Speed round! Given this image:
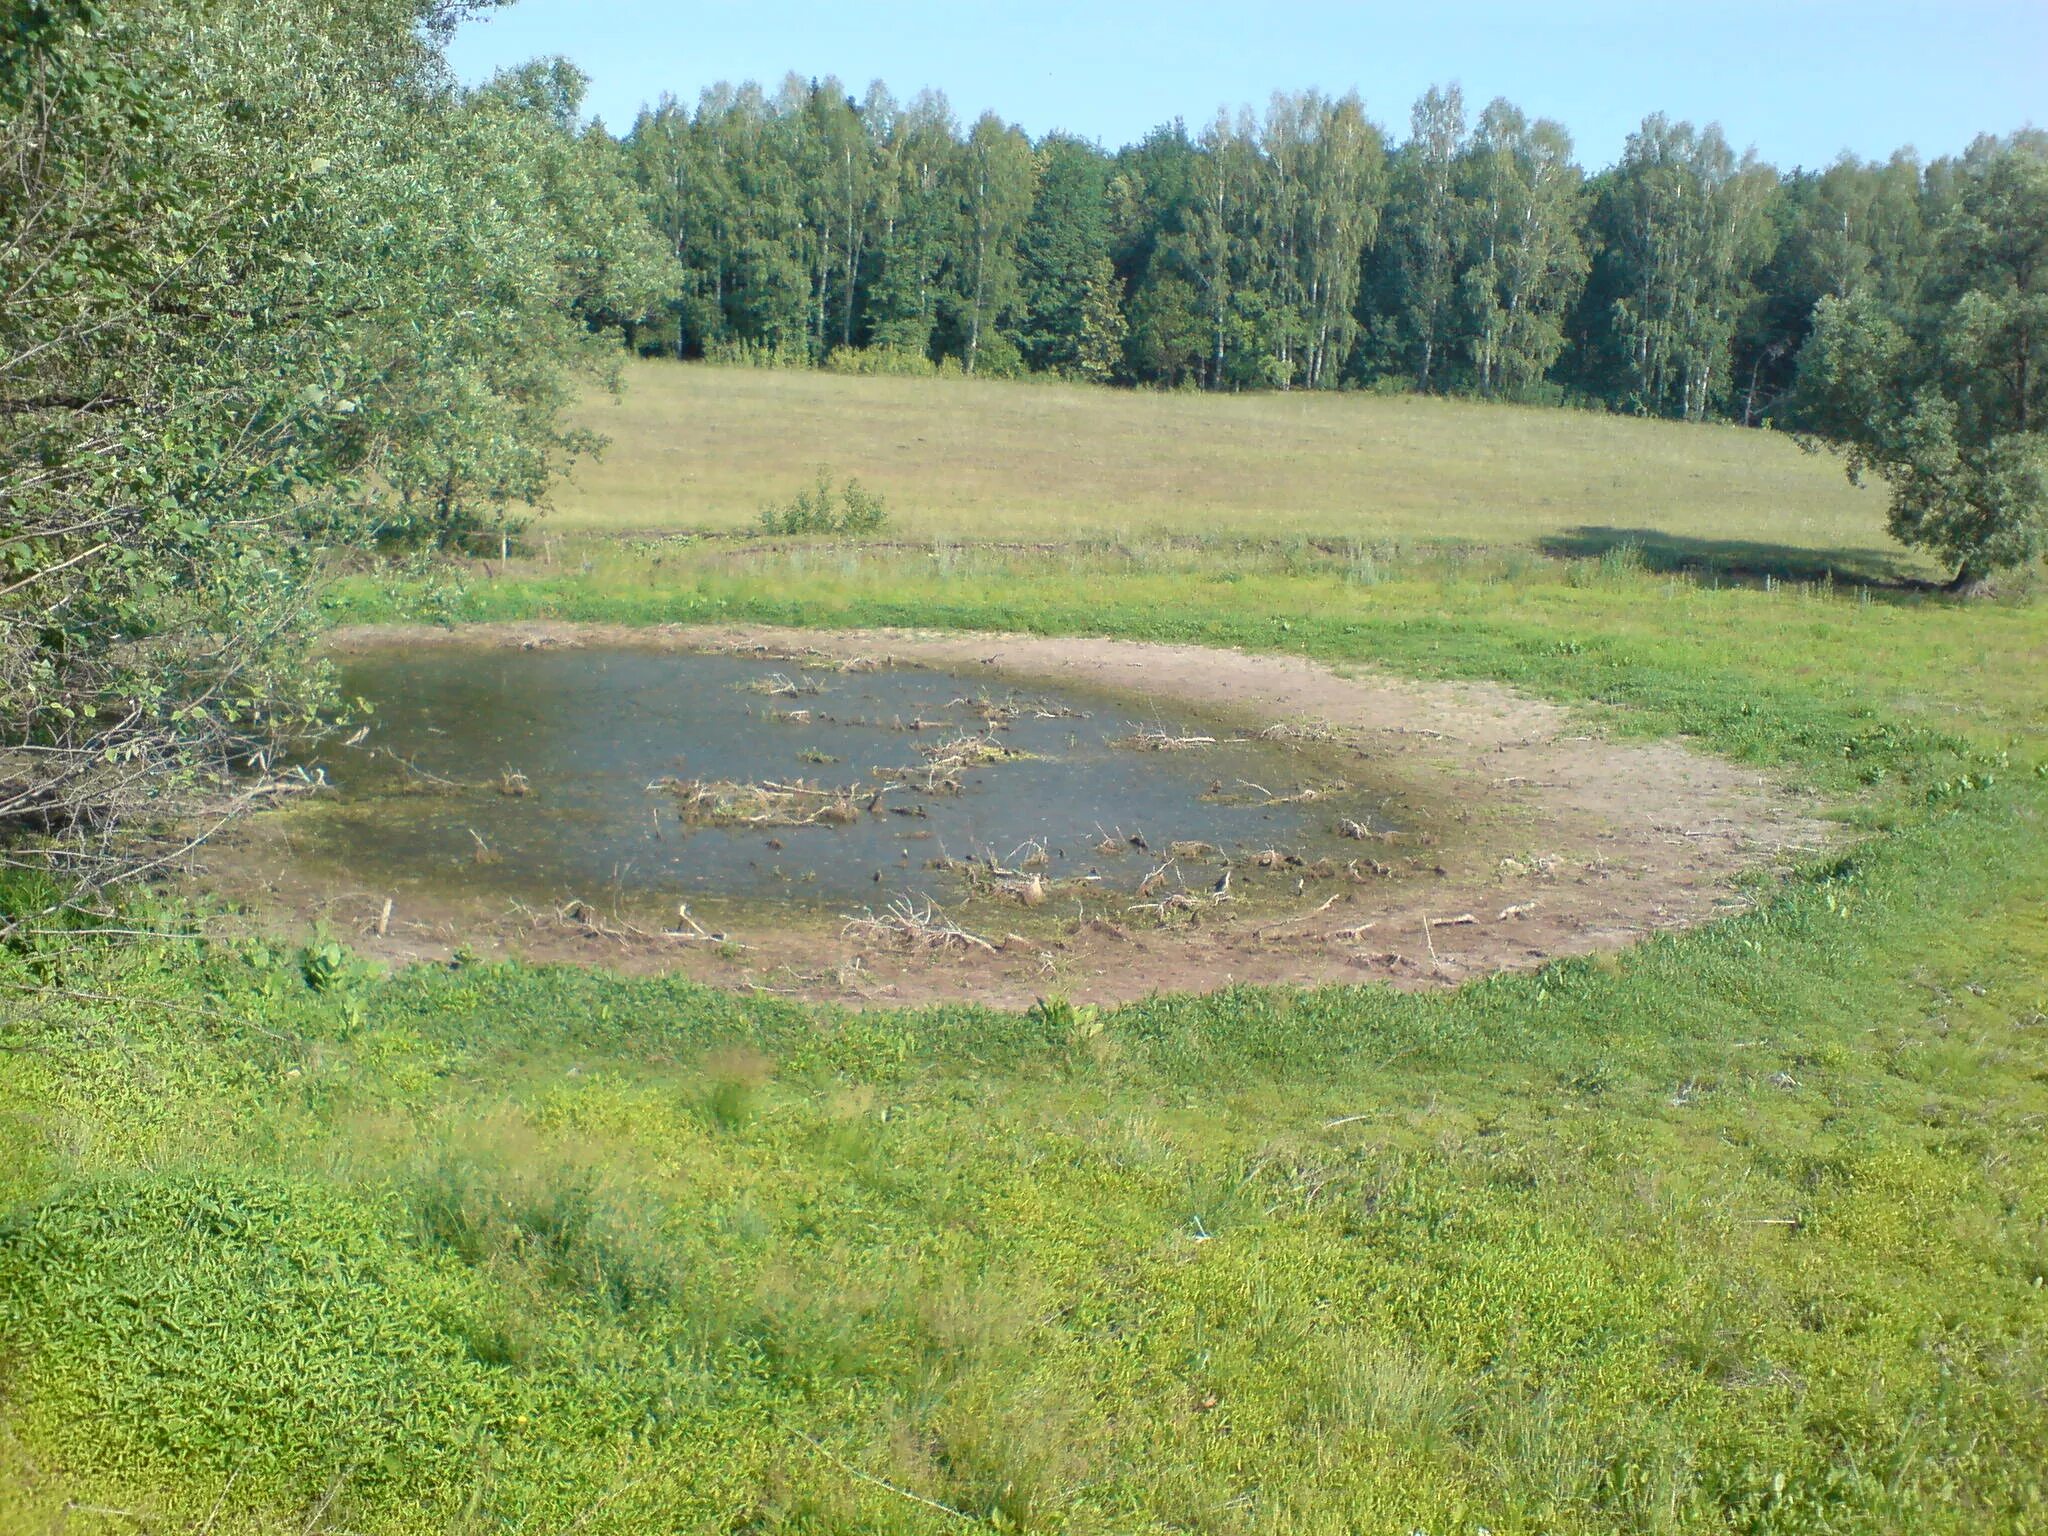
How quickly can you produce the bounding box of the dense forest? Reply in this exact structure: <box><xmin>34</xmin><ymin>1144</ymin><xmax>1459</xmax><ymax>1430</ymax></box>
<box><xmin>598</xmin><ymin>73</ymin><xmax>2040</xmax><ymax>427</ymax></box>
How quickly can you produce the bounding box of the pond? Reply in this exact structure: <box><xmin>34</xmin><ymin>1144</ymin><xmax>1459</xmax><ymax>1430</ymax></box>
<box><xmin>286</xmin><ymin>645</ymin><xmax>1398</xmax><ymax>923</ymax></box>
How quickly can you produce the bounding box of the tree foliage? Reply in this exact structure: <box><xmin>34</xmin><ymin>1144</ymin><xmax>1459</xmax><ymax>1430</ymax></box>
<box><xmin>1795</xmin><ymin>134</ymin><xmax>2048</xmax><ymax>585</ymax></box>
<box><xmin>0</xmin><ymin>0</ymin><xmax>662</xmax><ymax>906</ymax></box>
<box><xmin>617</xmin><ymin>75</ymin><xmax>2032</xmax><ymax>446</ymax></box>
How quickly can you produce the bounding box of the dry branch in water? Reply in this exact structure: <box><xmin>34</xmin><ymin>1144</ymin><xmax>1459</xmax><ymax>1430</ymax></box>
<box><xmin>1113</xmin><ymin>724</ymin><xmax>1224</xmax><ymax>751</ymax></box>
<box><xmin>1205</xmin><ymin>778</ymin><xmax>1350</xmax><ymax>806</ymax></box>
<box><xmin>738</xmin><ymin>671</ymin><xmax>824</xmax><ymax>697</ymax></box>
<box><xmin>947</xmin><ymin>691</ymin><xmax>1084</xmax><ymax>724</ymax></box>
<box><xmin>915</xmin><ymin>732</ymin><xmax>1032</xmax><ymax>769</ymax></box>
<box><xmin>650</xmin><ymin>776</ymin><xmax>873</xmax><ymax>828</ymax></box>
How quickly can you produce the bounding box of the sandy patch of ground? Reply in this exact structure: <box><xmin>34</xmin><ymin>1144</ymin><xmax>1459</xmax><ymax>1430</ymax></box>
<box><xmin>231</xmin><ymin>621</ymin><xmax>1836</xmax><ymax>1008</ymax></box>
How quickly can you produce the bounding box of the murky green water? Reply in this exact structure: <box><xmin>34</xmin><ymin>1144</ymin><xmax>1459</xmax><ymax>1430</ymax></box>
<box><xmin>290</xmin><ymin>647</ymin><xmax>1394</xmax><ymax>916</ymax></box>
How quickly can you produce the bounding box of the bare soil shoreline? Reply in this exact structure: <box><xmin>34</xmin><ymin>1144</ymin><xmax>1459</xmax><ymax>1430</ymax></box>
<box><xmin>215</xmin><ymin>621</ymin><xmax>1837</xmax><ymax>1007</ymax></box>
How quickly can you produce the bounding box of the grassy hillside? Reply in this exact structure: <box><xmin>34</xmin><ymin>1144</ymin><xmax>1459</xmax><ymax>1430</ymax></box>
<box><xmin>559</xmin><ymin>361</ymin><xmax>1904</xmax><ymax>569</ymax></box>
<box><xmin>5</xmin><ymin>370</ymin><xmax>2045</xmax><ymax>1533</ymax></box>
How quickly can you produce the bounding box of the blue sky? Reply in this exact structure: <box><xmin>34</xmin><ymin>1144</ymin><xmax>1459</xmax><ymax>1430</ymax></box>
<box><xmin>445</xmin><ymin>1</ymin><xmax>2045</xmax><ymax>169</ymax></box>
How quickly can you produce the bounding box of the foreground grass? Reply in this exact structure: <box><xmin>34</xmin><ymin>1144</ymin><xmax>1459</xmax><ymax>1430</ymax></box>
<box><xmin>557</xmin><ymin>362</ymin><xmax>1903</xmax><ymax>569</ymax></box>
<box><xmin>4</xmin><ymin>538</ymin><xmax>2044</xmax><ymax>1534</ymax></box>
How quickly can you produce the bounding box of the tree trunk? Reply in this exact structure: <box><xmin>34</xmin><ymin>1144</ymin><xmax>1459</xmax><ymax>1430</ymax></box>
<box><xmin>1945</xmin><ymin>560</ymin><xmax>1995</xmax><ymax>598</ymax></box>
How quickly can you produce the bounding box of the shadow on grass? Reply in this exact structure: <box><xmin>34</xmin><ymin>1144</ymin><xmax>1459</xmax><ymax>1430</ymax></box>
<box><xmin>1540</xmin><ymin>526</ymin><xmax>1920</xmax><ymax>589</ymax></box>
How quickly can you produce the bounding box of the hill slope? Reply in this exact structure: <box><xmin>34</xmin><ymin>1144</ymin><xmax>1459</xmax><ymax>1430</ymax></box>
<box><xmin>559</xmin><ymin>361</ymin><xmax>1899</xmax><ymax>570</ymax></box>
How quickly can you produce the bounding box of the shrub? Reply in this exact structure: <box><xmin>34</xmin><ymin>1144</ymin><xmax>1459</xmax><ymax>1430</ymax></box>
<box><xmin>822</xmin><ymin>344</ymin><xmax>939</xmax><ymax>377</ymax></box>
<box><xmin>703</xmin><ymin>337</ymin><xmax>814</xmax><ymax>370</ymax></box>
<box><xmin>758</xmin><ymin>471</ymin><xmax>890</xmax><ymax>536</ymax></box>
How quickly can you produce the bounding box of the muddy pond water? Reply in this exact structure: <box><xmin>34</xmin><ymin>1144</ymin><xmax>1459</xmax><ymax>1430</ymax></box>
<box><xmin>285</xmin><ymin>646</ymin><xmax>1396</xmax><ymax>923</ymax></box>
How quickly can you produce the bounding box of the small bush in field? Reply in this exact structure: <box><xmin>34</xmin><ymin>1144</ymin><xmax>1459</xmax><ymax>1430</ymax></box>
<box><xmin>758</xmin><ymin>471</ymin><xmax>889</xmax><ymax>535</ymax></box>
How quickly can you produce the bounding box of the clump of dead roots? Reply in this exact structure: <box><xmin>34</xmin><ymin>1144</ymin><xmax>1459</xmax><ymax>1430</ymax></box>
<box><xmin>651</xmin><ymin>776</ymin><xmax>879</xmax><ymax>828</ymax></box>
<box><xmin>1112</xmin><ymin>724</ymin><xmax>1229</xmax><ymax>751</ymax></box>
<box><xmin>915</xmin><ymin>732</ymin><xmax>1034</xmax><ymax>769</ymax></box>
<box><xmin>842</xmin><ymin>896</ymin><xmax>995</xmax><ymax>952</ymax></box>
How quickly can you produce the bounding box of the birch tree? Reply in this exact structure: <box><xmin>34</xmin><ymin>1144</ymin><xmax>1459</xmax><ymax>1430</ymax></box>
<box><xmin>1593</xmin><ymin>115</ymin><xmax>1778</xmax><ymax>419</ymax></box>
<box><xmin>1385</xmin><ymin>85</ymin><xmax>1467</xmax><ymax>390</ymax></box>
<box><xmin>1456</xmin><ymin>100</ymin><xmax>1587</xmax><ymax>394</ymax></box>
<box><xmin>953</xmin><ymin>112</ymin><xmax>1037</xmax><ymax>374</ymax></box>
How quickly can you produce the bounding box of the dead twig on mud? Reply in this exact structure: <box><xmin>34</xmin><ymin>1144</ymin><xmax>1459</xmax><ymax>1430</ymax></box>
<box><xmin>1260</xmin><ymin>718</ymin><xmax>1341</xmax><ymax>745</ymax></box>
<box><xmin>546</xmin><ymin>898</ymin><xmax>642</xmax><ymax>945</ymax></box>
<box><xmin>372</xmin><ymin>746</ymin><xmax>459</xmax><ymax>787</ymax></box>
<box><xmin>870</xmin><ymin>761</ymin><xmax>963</xmax><ymax>795</ymax></box>
<box><xmin>1206</xmin><ymin>778</ymin><xmax>1350</xmax><ymax>807</ymax></box>
<box><xmin>948</xmin><ymin>691</ymin><xmax>1084</xmax><ymax>725</ymax></box>
<box><xmin>666</xmin><ymin>902</ymin><xmax>742</xmax><ymax>946</ymax></box>
<box><xmin>842</xmin><ymin>896</ymin><xmax>996</xmax><ymax>953</ymax></box>
<box><xmin>1128</xmin><ymin>867</ymin><xmax>1233</xmax><ymax>922</ymax></box>
<box><xmin>1420</xmin><ymin>911</ymin><xmax>1478</xmax><ymax>972</ymax></box>
<box><xmin>1254</xmin><ymin>893</ymin><xmax>1340</xmax><ymax>939</ymax></box>
<box><xmin>1092</xmin><ymin>824</ymin><xmax>1136</xmax><ymax>855</ymax></box>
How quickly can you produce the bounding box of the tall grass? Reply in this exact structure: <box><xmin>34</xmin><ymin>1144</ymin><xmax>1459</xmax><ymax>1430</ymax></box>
<box><xmin>555</xmin><ymin>361</ymin><xmax>1906</xmax><ymax>565</ymax></box>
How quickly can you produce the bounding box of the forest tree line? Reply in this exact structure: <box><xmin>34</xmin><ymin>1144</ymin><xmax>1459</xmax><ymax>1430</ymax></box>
<box><xmin>598</xmin><ymin>73</ymin><xmax>2042</xmax><ymax>428</ymax></box>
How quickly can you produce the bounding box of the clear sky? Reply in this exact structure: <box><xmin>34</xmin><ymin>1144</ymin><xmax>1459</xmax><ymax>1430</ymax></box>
<box><xmin>445</xmin><ymin>1</ymin><xmax>2045</xmax><ymax>169</ymax></box>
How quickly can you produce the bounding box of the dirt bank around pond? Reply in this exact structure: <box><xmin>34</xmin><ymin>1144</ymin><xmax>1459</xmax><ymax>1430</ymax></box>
<box><xmin>231</xmin><ymin>620</ymin><xmax>1836</xmax><ymax>1007</ymax></box>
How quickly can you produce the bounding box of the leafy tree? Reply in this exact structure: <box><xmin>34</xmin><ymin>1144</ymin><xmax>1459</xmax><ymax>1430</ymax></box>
<box><xmin>1731</xmin><ymin>151</ymin><xmax>1933</xmax><ymax>425</ymax></box>
<box><xmin>1456</xmin><ymin>101</ymin><xmax>1587</xmax><ymax>395</ymax></box>
<box><xmin>1379</xmin><ymin>85</ymin><xmax>1468</xmax><ymax>390</ymax></box>
<box><xmin>1294</xmin><ymin>92</ymin><xmax>1386</xmax><ymax>388</ymax></box>
<box><xmin>864</xmin><ymin>89</ymin><xmax>960</xmax><ymax>357</ymax></box>
<box><xmin>1578</xmin><ymin>115</ymin><xmax>1779</xmax><ymax>420</ymax></box>
<box><xmin>476</xmin><ymin>61</ymin><xmax>671</xmax><ymax>340</ymax></box>
<box><xmin>952</xmin><ymin>112</ymin><xmax>1038</xmax><ymax>374</ymax></box>
<box><xmin>602</xmin><ymin>63</ymin><xmax>2037</xmax><ymax>420</ymax></box>
<box><xmin>1018</xmin><ymin>134</ymin><xmax>1116</xmax><ymax>373</ymax></box>
<box><xmin>1125</xmin><ymin>274</ymin><xmax>1206</xmax><ymax>387</ymax></box>
<box><xmin>1795</xmin><ymin>134</ymin><xmax>2048</xmax><ymax>589</ymax></box>
<box><xmin>1170</xmin><ymin>111</ymin><xmax>1259</xmax><ymax>388</ymax></box>
<box><xmin>1255</xmin><ymin>90</ymin><xmax>1386</xmax><ymax>389</ymax></box>
<box><xmin>0</xmin><ymin>0</ymin><xmax>653</xmax><ymax>905</ymax></box>
<box><xmin>1073</xmin><ymin>257</ymin><xmax>1130</xmax><ymax>381</ymax></box>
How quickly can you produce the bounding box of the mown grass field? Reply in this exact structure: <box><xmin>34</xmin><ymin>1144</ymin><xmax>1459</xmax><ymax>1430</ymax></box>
<box><xmin>5</xmin><ymin>371</ymin><xmax>2046</xmax><ymax>1534</ymax></box>
<box><xmin>557</xmin><ymin>362</ymin><xmax>1907</xmax><ymax>572</ymax></box>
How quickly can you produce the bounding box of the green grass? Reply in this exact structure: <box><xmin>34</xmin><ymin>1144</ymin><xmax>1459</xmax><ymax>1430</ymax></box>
<box><xmin>556</xmin><ymin>362</ymin><xmax>1907</xmax><ymax>572</ymax></box>
<box><xmin>6</xmin><ymin>376</ymin><xmax>2048</xmax><ymax>1532</ymax></box>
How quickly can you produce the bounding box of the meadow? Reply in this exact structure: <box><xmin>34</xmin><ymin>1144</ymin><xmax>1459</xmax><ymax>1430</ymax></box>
<box><xmin>556</xmin><ymin>362</ymin><xmax>1905</xmax><ymax>572</ymax></box>
<box><xmin>3</xmin><ymin>365</ymin><xmax>2045</xmax><ymax>1534</ymax></box>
